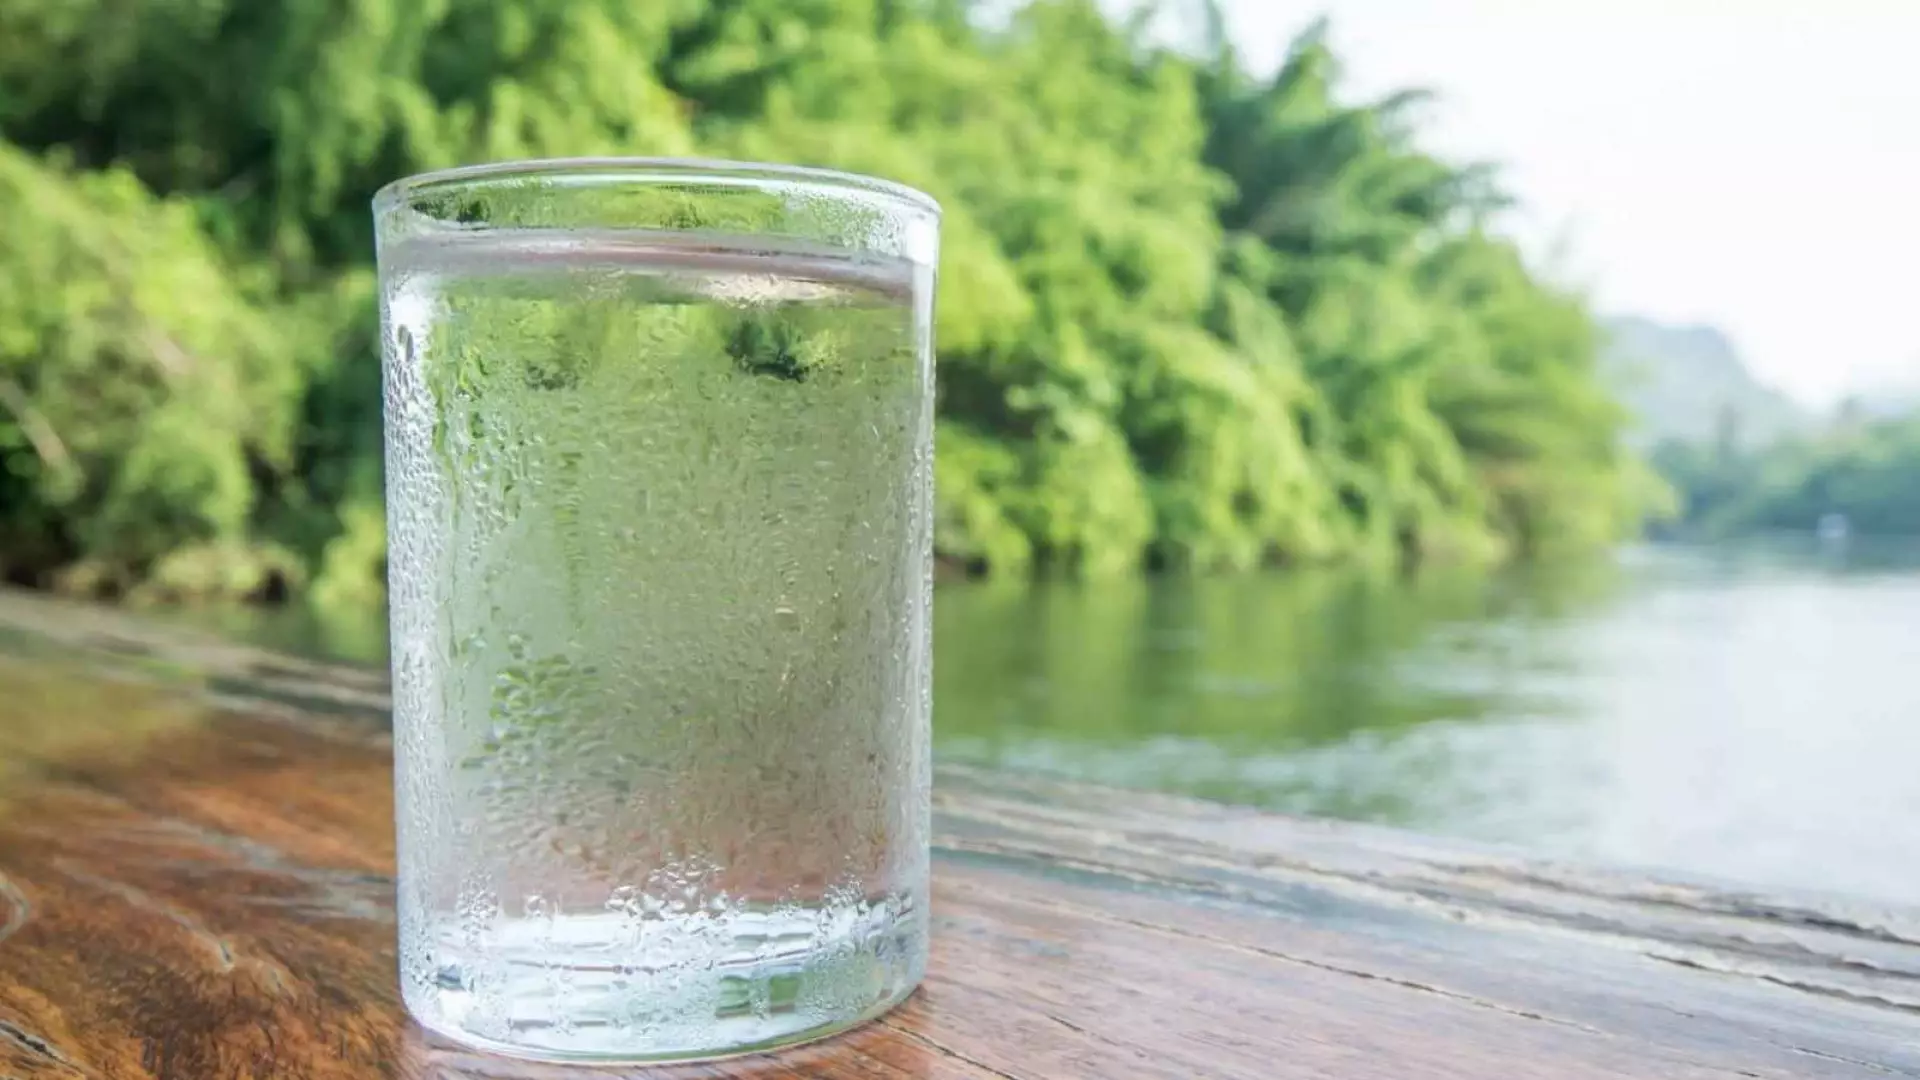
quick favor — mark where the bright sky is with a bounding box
[1220,0,1920,406]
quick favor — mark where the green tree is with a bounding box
[0,145,302,595]
[1700,416,1920,537]
[1198,24,1656,564]
[0,0,1658,603]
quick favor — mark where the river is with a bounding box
[176,541,1920,904]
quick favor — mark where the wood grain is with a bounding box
[0,590,1917,1078]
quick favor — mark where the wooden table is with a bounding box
[1,592,1917,1079]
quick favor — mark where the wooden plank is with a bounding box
[0,589,1917,1078]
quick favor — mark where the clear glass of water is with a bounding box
[372,159,938,1063]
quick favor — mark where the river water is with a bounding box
[180,541,1920,904]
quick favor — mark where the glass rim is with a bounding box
[373,156,941,218]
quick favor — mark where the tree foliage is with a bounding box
[1655,414,1920,539]
[0,0,1654,601]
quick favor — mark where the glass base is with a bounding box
[403,903,924,1063]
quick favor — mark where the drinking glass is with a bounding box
[372,159,937,1062]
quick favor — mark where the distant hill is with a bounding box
[1842,384,1920,422]
[1600,316,1808,448]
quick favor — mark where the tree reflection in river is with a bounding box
[164,540,1920,903]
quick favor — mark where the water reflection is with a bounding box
[938,543,1920,903]
[934,559,1619,818]
[166,540,1920,903]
